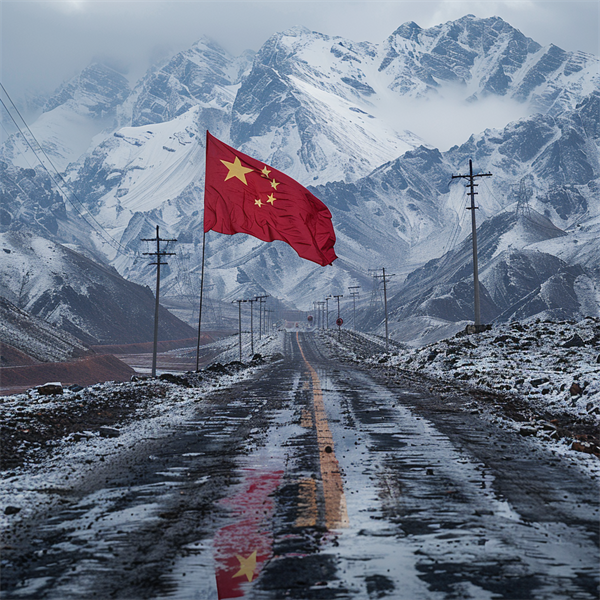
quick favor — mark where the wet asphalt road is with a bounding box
[2,331,598,599]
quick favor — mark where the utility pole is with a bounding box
[370,268,394,352]
[348,285,360,330]
[141,225,176,377]
[255,295,269,339]
[316,301,325,329]
[333,294,343,338]
[232,299,248,361]
[248,298,255,356]
[514,177,532,218]
[452,159,492,330]
[325,296,332,329]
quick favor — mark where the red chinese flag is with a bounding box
[203,132,337,266]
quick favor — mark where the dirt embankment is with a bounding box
[0,344,40,367]
[0,355,135,391]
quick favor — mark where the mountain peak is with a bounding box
[391,21,422,41]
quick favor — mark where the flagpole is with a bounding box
[195,227,207,372]
[195,130,210,373]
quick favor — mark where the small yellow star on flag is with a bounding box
[270,180,280,190]
[221,156,254,185]
[267,194,276,205]
[233,550,257,582]
[255,198,263,208]
[261,166,271,178]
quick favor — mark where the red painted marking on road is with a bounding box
[213,469,283,599]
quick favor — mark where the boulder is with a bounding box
[37,382,63,395]
[563,334,585,348]
[98,426,121,438]
[569,382,583,396]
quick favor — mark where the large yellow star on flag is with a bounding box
[221,157,254,185]
[233,550,257,582]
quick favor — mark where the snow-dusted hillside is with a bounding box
[0,231,194,345]
[0,296,88,363]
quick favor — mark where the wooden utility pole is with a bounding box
[316,301,325,329]
[248,298,255,356]
[348,285,360,330]
[141,225,176,377]
[255,295,269,339]
[232,299,248,361]
[452,159,492,330]
[370,268,394,351]
[333,294,343,338]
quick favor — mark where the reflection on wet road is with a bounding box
[2,331,598,599]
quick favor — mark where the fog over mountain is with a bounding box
[1,14,598,345]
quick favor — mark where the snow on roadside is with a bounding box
[384,317,600,422]
[319,319,600,477]
[0,333,284,532]
[206,330,285,365]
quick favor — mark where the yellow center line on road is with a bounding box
[296,332,349,530]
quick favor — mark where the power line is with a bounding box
[0,83,136,258]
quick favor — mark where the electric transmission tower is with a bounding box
[514,177,533,218]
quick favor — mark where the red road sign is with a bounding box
[336,317,343,327]
[307,315,313,322]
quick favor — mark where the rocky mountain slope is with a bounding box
[0,231,194,345]
[0,296,88,364]
[1,63,131,172]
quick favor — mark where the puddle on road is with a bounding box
[165,398,303,600]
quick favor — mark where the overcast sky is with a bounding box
[1,0,599,104]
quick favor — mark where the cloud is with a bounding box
[0,0,597,131]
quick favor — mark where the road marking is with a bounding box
[300,409,313,428]
[295,477,318,527]
[296,332,349,529]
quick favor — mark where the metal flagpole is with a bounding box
[249,299,255,356]
[195,130,211,372]
[195,228,207,372]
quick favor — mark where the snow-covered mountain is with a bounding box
[316,92,600,342]
[0,231,194,345]
[1,63,130,173]
[1,15,598,341]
